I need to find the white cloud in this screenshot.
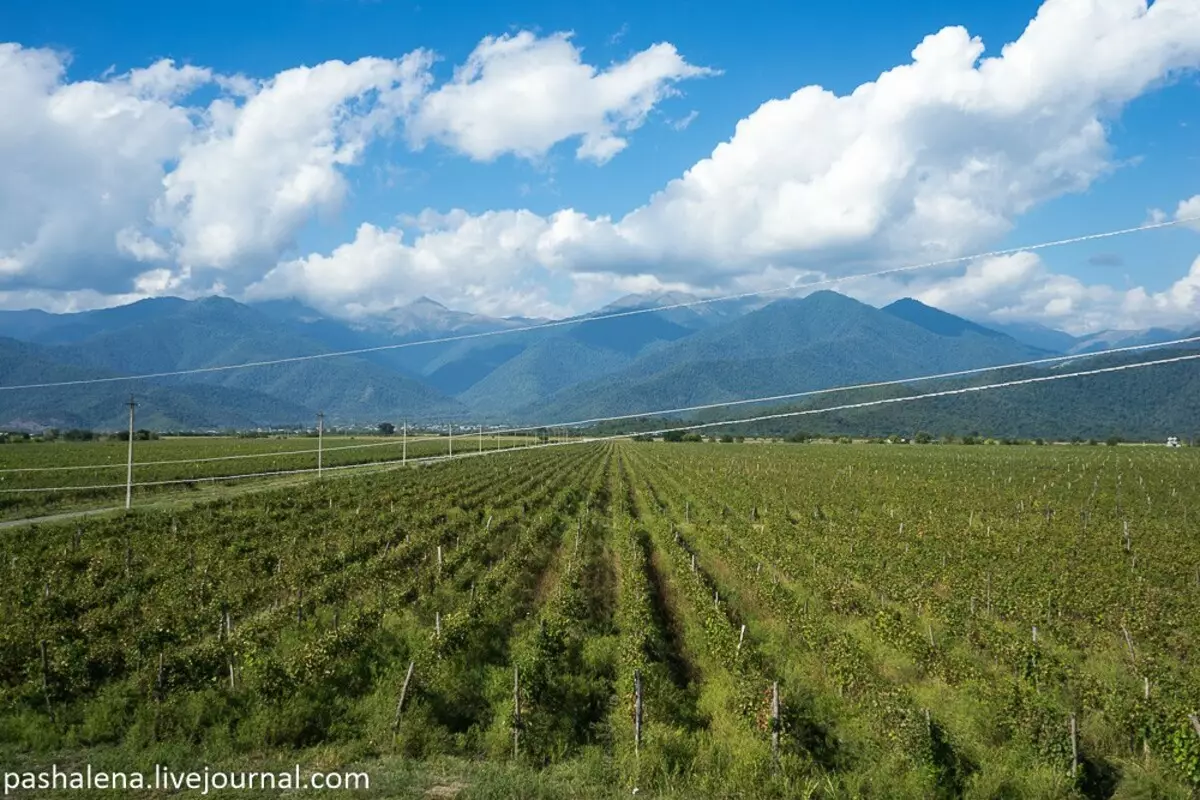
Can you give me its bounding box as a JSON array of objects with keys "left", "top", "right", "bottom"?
[
  {"left": 837, "top": 250, "right": 1200, "bottom": 335},
  {"left": 4, "top": 0, "right": 1200, "bottom": 333},
  {"left": 0, "top": 31, "right": 699, "bottom": 302},
  {"left": 670, "top": 110, "right": 699, "bottom": 131},
  {"left": 115, "top": 227, "right": 168, "bottom": 262},
  {"left": 258, "top": 0, "right": 1200, "bottom": 322},
  {"left": 407, "top": 31, "right": 714, "bottom": 163},
  {"left": 154, "top": 52, "right": 434, "bottom": 279},
  {"left": 0, "top": 45, "right": 200, "bottom": 289},
  {"left": 1177, "top": 194, "right": 1200, "bottom": 230}
]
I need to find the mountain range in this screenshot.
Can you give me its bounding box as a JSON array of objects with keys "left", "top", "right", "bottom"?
[{"left": 0, "top": 291, "right": 1195, "bottom": 439}]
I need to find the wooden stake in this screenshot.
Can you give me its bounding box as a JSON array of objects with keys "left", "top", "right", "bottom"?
[
  {"left": 392, "top": 661, "right": 415, "bottom": 732},
  {"left": 39, "top": 640, "right": 52, "bottom": 719},
  {"left": 513, "top": 665, "right": 521, "bottom": 760},
  {"left": 1070, "top": 714, "right": 1078, "bottom": 778},
  {"left": 737, "top": 624, "right": 746, "bottom": 655},
  {"left": 771, "top": 681, "right": 780, "bottom": 762},
  {"left": 634, "top": 669, "right": 643, "bottom": 755}
]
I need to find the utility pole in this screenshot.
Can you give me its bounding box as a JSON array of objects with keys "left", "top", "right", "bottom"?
[
  {"left": 125, "top": 395, "right": 137, "bottom": 510},
  {"left": 402, "top": 420, "right": 407, "bottom": 465},
  {"left": 448, "top": 423, "right": 453, "bottom": 458},
  {"left": 479, "top": 424, "right": 483, "bottom": 453},
  {"left": 317, "top": 411, "right": 325, "bottom": 477}
]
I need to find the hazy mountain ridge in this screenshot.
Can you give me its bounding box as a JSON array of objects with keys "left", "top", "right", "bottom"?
[{"left": 0, "top": 292, "right": 1193, "bottom": 436}]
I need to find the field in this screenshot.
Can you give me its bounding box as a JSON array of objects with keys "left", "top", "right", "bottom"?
[
  {"left": 2, "top": 441, "right": 1199, "bottom": 798},
  {"left": 0, "top": 434, "right": 538, "bottom": 520}
]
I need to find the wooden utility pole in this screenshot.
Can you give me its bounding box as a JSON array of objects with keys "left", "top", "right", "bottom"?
[
  {"left": 448, "top": 423, "right": 453, "bottom": 458},
  {"left": 479, "top": 424, "right": 483, "bottom": 453},
  {"left": 402, "top": 420, "right": 407, "bottom": 464},
  {"left": 317, "top": 411, "right": 325, "bottom": 477},
  {"left": 125, "top": 395, "right": 137, "bottom": 510}
]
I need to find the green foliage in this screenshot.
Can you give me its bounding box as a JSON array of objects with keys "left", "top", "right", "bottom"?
[{"left": 1, "top": 442, "right": 1198, "bottom": 797}]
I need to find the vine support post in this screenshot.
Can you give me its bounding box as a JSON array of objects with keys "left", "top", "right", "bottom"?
[
  {"left": 634, "top": 669, "right": 643, "bottom": 756},
  {"left": 39, "top": 640, "right": 52, "bottom": 720},
  {"left": 513, "top": 665, "right": 521, "bottom": 760},
  {"left": 771, "top": 681, "right": 780, "bottom": 764},
  {"left": 1069, "top": 714, "right": 1078, "bottom": 779},
  {"left": 392, "top": 661, "right": 415, "bottom": 733}
]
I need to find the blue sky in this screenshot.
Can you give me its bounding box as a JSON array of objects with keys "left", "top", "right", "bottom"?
[{"left": 1, "top": 0, "right": 1198, "bottom": 332}]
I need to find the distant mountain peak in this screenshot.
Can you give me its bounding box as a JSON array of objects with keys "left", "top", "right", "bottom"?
[
  {"left": 406, "top": 296, "right": 448, "bottom": 310},
  {"left": 883, "top": 297, "right": 1007, "bottom": 340},
  {"left": 603, "top": 290, "right": 701, "bottom": 312}
]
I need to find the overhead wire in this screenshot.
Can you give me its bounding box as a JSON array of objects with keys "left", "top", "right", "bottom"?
[
  {"left": 3, "top": 332, "right": 1198, "bottom": 475},
  {"left": 3, "top": 349, "right": 1195, "bottom": 494},
  {"left": 1, "top": 214, "right": 1196, "bottom": 393}
]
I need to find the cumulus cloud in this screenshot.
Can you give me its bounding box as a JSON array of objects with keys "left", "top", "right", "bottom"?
[
  {"left": 258, "top": 0, "right": 1200, "bottom": 321},
  {"left": 897, "top": 251, "right": 1200, "bottom": 334},
  {"left": 5, "top": 0, "right": 1200, "bottom": 332},
  {"left": 407, "top": 31, "right": 714, "bottom": 163},
  {"left": 155, "top": 52, "right": 434, "bottom": 280},
  {"left": 1177, "top": 194, "right": 1200, "bottom": 229},
  {"left": 0, "top": 31, "right": 700, "bottom": 302},
  {"left": 0, "top": 45, "right": 200, "bottom": 290}
]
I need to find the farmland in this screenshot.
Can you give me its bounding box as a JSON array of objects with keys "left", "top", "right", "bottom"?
[
  {"left": 2, "top": 441, "right": 1199, "bottom": 798},
  {"left": 0, "top": 433, "right": 537, "bottom": 520}
]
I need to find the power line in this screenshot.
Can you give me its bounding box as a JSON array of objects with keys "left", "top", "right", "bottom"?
[
  {"left": 4, "top": 332, "right": 1199, "bottom": 475},
  {"left": 3, "top": 350, "right": 1194, "bottom": 495},
  {"left": 1, "top": 215, "right": 1195, "bottom": 393},
  {"left": 616, "top": 352, "right": 1200, "bottom": 440}
]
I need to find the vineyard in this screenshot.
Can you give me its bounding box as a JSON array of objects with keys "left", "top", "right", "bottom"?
[
  {"left": 2, "top": 441, "right": 1199, "bottom": 798},
  {"left": 0, "top": 434, "right": 536, "bottom": 520}
]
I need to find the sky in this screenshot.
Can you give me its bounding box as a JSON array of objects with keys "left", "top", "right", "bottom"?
[{"left": 1, "top": 0, "right": 1199, "bottom": 335}]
